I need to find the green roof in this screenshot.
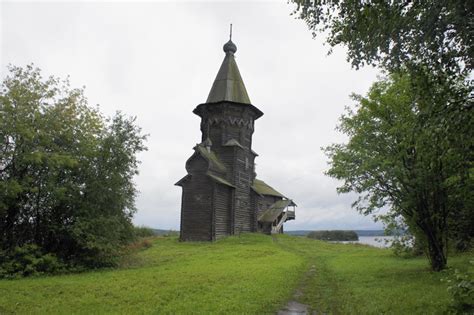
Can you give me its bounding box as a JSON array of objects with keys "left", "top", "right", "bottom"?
[
  {"left": 195, "top": 145, "right": 226, "bottom": 172},
  {"left": 252, "top": 179, "right": 285, "bottom": 198},
  {"left": 223, "top": 139, "right": 244, "bottom": 149},
  {"left": 206, "top": 172, "right": 235, "bottom": 188},
  {"left": 206, "top": 47, "right": 251, "bottom": 104},
  {"left": 258, "top": 200, "right": 292, "bottom": 223}
]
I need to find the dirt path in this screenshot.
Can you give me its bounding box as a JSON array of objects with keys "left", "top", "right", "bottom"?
[
  {"left": 277, "top": 301, "right": 309, "bottom": 315},
  {"left": 276, "top": 263, "right": 316, "bottom": 315}
]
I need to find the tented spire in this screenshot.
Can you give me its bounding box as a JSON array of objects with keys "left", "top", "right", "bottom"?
[{"left": 206, "top": 36, "right": 251, "bottom": 105}]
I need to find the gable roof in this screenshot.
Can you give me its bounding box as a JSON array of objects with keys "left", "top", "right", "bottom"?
[
  {"left": 258, "top": 199, "right": 292, "bottom": 223},
  {"left": 206, "top": 172, "right": 235, "bottom": 188},
  {"left": 252, "top": 179, "right": 285, "bottom": 198},
  {"left": 194, "top": 144, "right": 226, "bottom": 172},
  {"left": 175, "top": 173, "right": 235, "bottom": 188},
  {"left": 175, "top": 174, "right": 191, "bottom": 187}
]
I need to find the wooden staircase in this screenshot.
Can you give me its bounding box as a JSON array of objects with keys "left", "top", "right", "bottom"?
[{"left": 271, "top": 211, "right": 288, "bottom": 234}]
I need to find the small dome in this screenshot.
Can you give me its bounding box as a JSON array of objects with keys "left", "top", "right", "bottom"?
[{"left": 223, "top": 40, "right": 237, "bottom": 54}]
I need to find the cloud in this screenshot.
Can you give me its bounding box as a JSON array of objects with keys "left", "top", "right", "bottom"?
[{"left": 1, "top": 1, "right": 382, "bottom": 230}]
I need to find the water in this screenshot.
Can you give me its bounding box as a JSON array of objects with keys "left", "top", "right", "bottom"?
[{"left": 338, "top": 236, "right": 394, "bottom": 248}]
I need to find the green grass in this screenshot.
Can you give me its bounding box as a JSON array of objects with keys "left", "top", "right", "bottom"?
[
  {"left": 0, "top": 234, "right": 472, "bottom": 314},
  {"left": 0, "top": 234, "right": 304, "bottom": 314},
  {"left": 276, "top": 236, "right": 473, "bottom": 314}
]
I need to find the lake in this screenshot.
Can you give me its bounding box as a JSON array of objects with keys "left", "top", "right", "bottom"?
[{"left": 338, "top": 236, "right": 394, "bottom": 248}]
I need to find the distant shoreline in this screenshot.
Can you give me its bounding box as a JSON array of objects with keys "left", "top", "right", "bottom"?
[
  {"left": 285, "top": 230, "right": 388, "bottom": 237},
  {"left": 148, "top": 229, "right": 391, "bottom": 237}
]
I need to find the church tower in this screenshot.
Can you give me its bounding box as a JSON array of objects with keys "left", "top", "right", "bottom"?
[{"left": 176, "top": 33, "right": 296, "bottom": 241}]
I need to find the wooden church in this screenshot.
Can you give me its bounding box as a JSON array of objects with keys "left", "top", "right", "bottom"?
[{"left": 176, "top": 35, "right": 296, "bottom": 241}]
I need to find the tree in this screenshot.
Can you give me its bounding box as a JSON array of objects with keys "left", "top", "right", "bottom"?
[
  {"left": 0, "top": 65, "right": 147, "bottom": 270},
  {"left": 291, "top": 0, "right": 473, "bottom": 270},
  {"left": 291, "top": 0, "right": 473, "bottom": 74},
  {"left": 324, "top": 72, "right": 472, "bottom": 271}
]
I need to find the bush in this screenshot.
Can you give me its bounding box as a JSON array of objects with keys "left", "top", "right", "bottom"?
[
  {"left": 391, "top": 234, "right": 424, "bottom": 258},
  {"left": 126, "top": 239, "right": 153, "bottom": 252},
  {"left": 444, "top": 261, "right": 474, "bottom": 313},
  {"left": 307, "top": 230, "right": 359, "bottom": 241},
  {"left": 0, "top": 245, "right": 66, "bottom": 279},
  {"left": 0, "top": 65, "right": 147, "bottom": 273},
  {"left": 133, "top": 226, "right": 156, "bottom": 238}
]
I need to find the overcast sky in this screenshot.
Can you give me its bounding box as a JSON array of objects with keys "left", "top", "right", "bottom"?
[{"left": 1, "top": 1, "right": 384, "bottom": 231}]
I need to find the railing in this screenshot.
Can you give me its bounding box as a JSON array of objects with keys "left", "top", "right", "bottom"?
[
  {"left": 286, "top": 210, "right": 296, "bottom": 220},
  {"left": 271, "top": 212, "right": 288, "bottom": 234}
]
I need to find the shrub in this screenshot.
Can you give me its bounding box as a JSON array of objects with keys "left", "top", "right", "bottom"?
[
  {"left": 391, "top": 234, "right": 424, "bottom": 258},
  {"left": 133, "top": 226, "right": 156, "bottom": 238},
  {"left": 127, "top": 239, "right": 153, "bottom": 251},
  {"left": 0, "top": 245, "right": 65, "bottom": 279},
  {"left": 444, "top": 261, "right": 474, "bottom": 313}
]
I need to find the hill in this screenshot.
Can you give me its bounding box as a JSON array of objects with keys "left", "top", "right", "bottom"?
[{"left": 0, "top": 234, "right": 471, "bottom": 313}]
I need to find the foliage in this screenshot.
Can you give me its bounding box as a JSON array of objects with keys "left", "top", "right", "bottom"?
[
  {"left": 324, "top": 72, "right": 473, "bottom": 271},
  {"left": 0, "top": 244, "right": 65, "bottom": 279},
  {"left": 390, "top": 234, "right": 424, "bottom": 258},
  {"left": 0, "top": 64, "right": 147, "bottom": 271},
  {"left": 0, "top": 234, "right": 472, "bottom": 313},
  {"left": 134, "top": 238, "right": 153, "bottom": 250},
  {"left": 291, "top": 0, "right": 473, "bottom": 272},
  {"left": 384, "top": 218, "right": 424, "bottom": 258},
  {"left": 307, "top": 230, "right": 358, "bottom": 241},
  {"left": 444, "top": 262, "right": 474, "bottom": 313},
  {"left": 133, "top": 226, "right": 157, "bottom": 238},
  {"left": 291, "top": 0, "right": 473, "bottom": 75}
]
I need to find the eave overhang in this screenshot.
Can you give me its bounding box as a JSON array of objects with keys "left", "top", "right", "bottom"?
[
  {"left": 193, "top": 101, "right": 263, "bottom": 120},
  {"left": 258, "top": 199, "right": 293, "bottom": 223}
]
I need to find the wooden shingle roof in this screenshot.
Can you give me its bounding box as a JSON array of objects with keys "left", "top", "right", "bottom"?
[
  {"left": 206, "top": 40, "right": 251, "bottom": 105},
  {"left": 206, "top": 172, "right": 235, "bottom": 188},
  {"left": 194, "top": 144, "right": 226, "bottom": 172},
  {"left": 258, "top": 200, "right": 292, "bottom": 223},
  {"left": 252, "top": 179, "right": 285, "bottom": 198}
]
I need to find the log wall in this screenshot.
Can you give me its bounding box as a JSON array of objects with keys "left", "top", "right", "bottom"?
[
  {"left": 180, "top": 165, "right": 213, "bottom": 241},
  {"left": 214, "top": 183, "right": 232, "bottom": 239}
]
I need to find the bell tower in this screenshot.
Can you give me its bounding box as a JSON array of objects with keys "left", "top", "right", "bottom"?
[
  {"left": 176, "top": 30, "right": 295, "bottom": 241},
  {"left": 193, "top": 34, "right": 263, "bottom": 234}
]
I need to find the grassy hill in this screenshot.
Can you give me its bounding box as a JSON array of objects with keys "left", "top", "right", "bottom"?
[{"left": 0, "top": 234, "right": 472, "bottom": 314}]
